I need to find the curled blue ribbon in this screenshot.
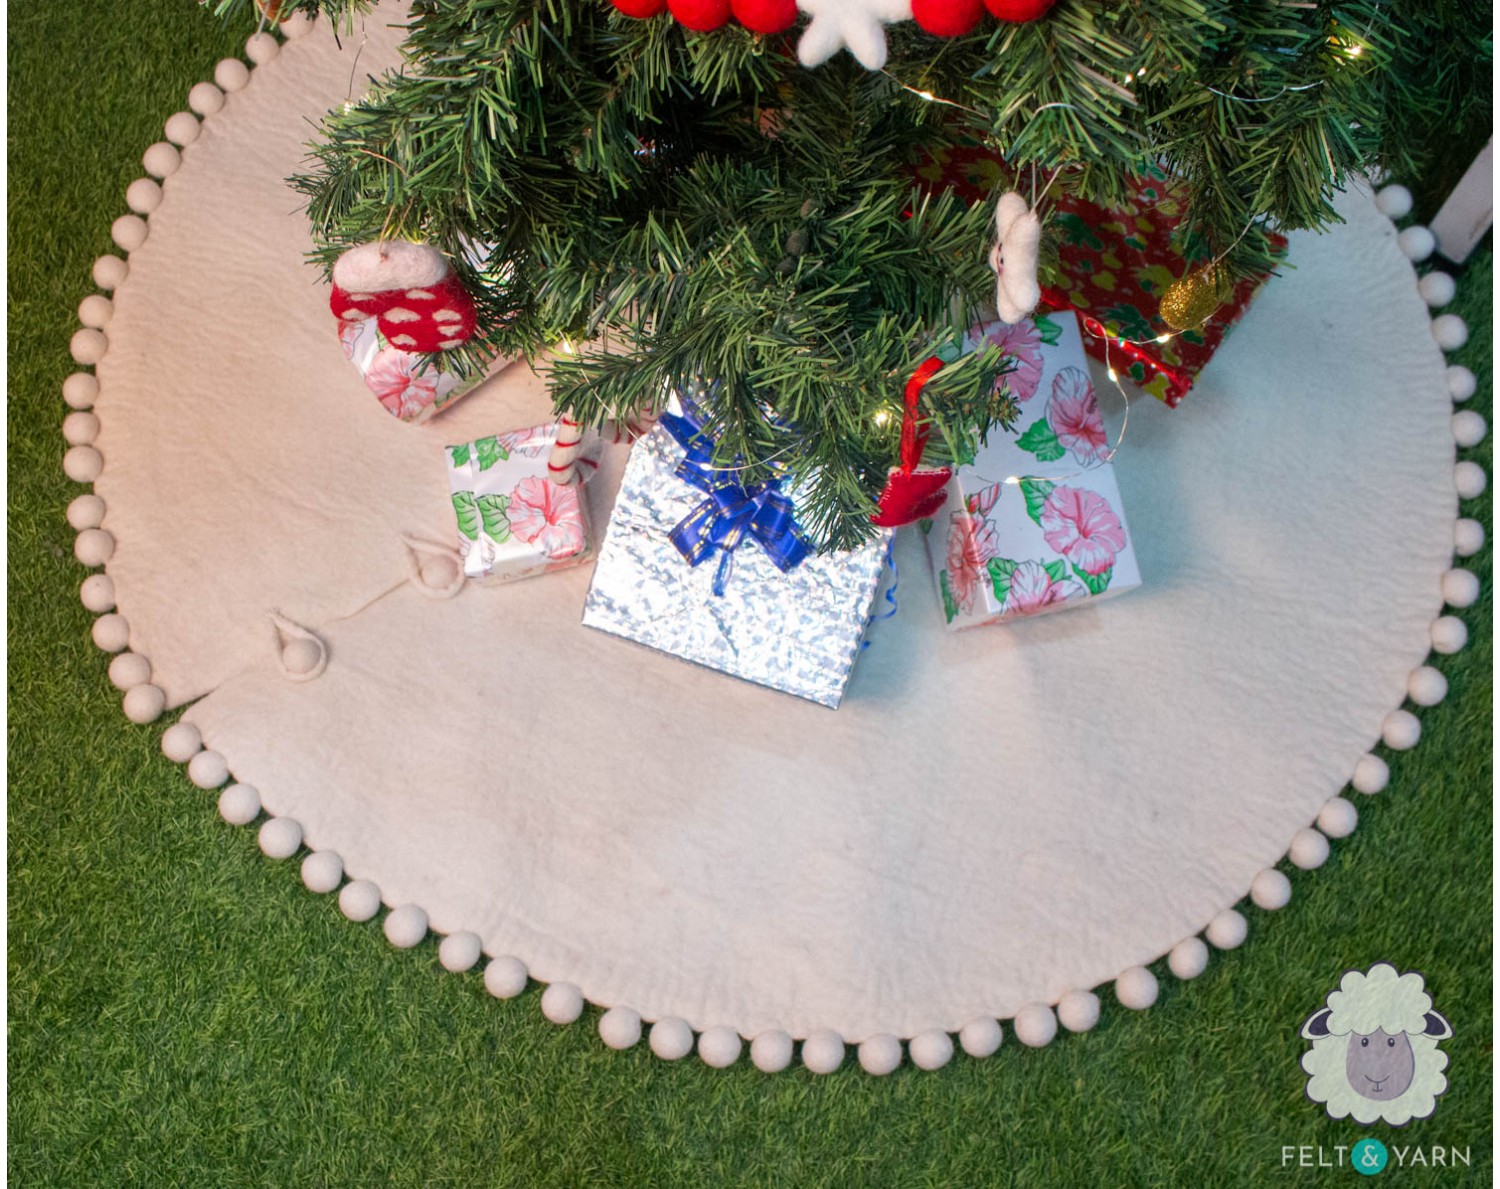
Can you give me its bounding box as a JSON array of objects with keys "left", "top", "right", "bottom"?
[{"left": 659, "top": 397, "right": 810, "bottom": 597}]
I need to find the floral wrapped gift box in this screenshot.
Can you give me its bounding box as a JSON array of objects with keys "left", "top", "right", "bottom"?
[
  {"left": 445, "top": 424, "right": 593, "bottom": 584},
  {"left": 341, "top": 316, "right": 485, "bottom": 423},
  {"left": 928, "top": 311, "right": 1141, "bottom": 629}
]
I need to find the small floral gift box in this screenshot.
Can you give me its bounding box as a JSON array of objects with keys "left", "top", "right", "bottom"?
[
  {"left": 341, "top": 316, "right": 484, "bottom": 423},
  {"left": 445, "top": 424, "right": 593, "bottom": 584},
  {"left": 926, "top": 311, "right": 1141, "bottom": 629}
]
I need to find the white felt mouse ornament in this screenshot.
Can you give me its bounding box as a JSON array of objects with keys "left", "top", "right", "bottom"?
[{"left": 988, "top": 190, "right": 1041, "bottom": 324}]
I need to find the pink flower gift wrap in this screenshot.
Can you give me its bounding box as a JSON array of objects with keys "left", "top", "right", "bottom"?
[
  {"left": 340, "top": 316, "right": 483, "bottom": 424},
  {"left": 925, "top": 311, "right": 1141, "bottom": 629},
  {"left": 445, "top": 424, "right": 593, "bottom": 585}
]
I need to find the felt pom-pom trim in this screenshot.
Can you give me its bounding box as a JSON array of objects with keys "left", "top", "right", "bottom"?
[{"left": 76, "top": 32, "right": 1486, "bottom": 1071}]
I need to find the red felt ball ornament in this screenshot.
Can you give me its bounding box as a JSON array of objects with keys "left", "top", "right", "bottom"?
[
  {"left": 983, "top": 0, "right": 1057, "bottom": 21},
  {"left": 668, "top": 0, "right": 733, "bottom": 31},
  {"left": 912, "top": 0, "right": 986, "bottom": 37},
  {"left": 612, "top": 0, "right": 669, "bottom": 17},
  {"left": 731, "top": 0, "right": 798, "bottom": 34}
]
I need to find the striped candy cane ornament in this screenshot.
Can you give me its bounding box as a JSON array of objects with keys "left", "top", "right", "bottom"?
[{"left": 546, "top": 416, "right": 598, "bottom": 486}]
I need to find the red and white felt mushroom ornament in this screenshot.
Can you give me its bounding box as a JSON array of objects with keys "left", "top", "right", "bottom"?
[{"left": 330, "top": 241, "right": 477, "bottom": 352}]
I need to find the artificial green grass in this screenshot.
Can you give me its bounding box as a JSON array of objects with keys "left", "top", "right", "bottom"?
[{"left": 8, "top": 4, "right": 1492, "bottom": 1185}]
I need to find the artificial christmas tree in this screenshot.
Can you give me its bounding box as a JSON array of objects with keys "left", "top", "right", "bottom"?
[{"left": 216, "top": 0, "right": 1488, "bottom": 549}]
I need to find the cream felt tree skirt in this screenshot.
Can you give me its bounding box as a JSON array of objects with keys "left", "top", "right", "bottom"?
[{"left": 77, "top": 8, "right": 1480, "bottom": 1066}]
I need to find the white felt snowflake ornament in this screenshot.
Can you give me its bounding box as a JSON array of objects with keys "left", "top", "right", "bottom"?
[
  {"left": 988, "top": 190, "right": 1041, "bottom": 324},
  {"left": 795, "top": 0, "right": 913, "bottom": 70}
]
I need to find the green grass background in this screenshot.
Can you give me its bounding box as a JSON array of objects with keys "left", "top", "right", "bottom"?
[{"left": 8, "top": 4, "right": 1492, "bottom": 1185}]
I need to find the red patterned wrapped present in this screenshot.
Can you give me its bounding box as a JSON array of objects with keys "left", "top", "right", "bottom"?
[{"left": 916, "top": 148, "right": 1286, "bottom": 407}]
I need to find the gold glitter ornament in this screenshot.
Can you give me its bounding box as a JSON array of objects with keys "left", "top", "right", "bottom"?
[{"left": 1158, "top": 264, "right": 1232, "bottom": 331}]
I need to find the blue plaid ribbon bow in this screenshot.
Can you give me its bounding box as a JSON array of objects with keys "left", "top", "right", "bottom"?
[{"left": 658, "top": 396, "right": 811, "bottom": 597}]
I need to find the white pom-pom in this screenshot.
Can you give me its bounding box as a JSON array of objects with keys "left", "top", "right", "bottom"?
[
  {"left": 1251, "top": 869, "right": 1292, "bottom": 911},
  {"left": 1206, "top": 908, "right": 1249, "bottom": 948},
  {"left": 1418, "top": 271, "right": 1456, "bottom": 307},
  {"left": 1352, "top": 754, "right": 1389, "bottom": 794},
  {"left": 909, "top": 1029, "right": 954, "bottom": 1070},
  {"left": 437, "top": 931, "right": 482, "bottom": 972},
  {"left": 258, "top": 815, "right": 303, "bottom": 859},
  {"left": 1454, "top": 462, "right": 1487, "bottom": 500},
  {"left": 1446, "top": 364, "right": 1477, "bottom": 402},
  {"left": 649, "top": 1018, "right": 694, "bottom": 1061},
  {"left": 91, "top": 255, "right": 128, "bottom": 291},
  {"left": 540, "top": 981, "right": 584, "bottom": 1024},
  {"left": 187, "top": 81, "right": 224, "bottom": 116},
  {"left": 599, "top": 1006, "right": 642, "bottom": 1050},
  {"left": 217, "top": 781, "right": 261, "bottom": 825},
  {"left": 74, "top": 528, "right": 114, "bottom": 567},
  {"left": 122, "top": 683, "right": 166, "bottom": 724},
  {"left": 245, "top": 32, "right": 281, "bottom": 64},
  {"left": 164, "top": 111, "right": 201, "bottom": 146},
  {"left": 750, "top": 1029, "right": 795, "bottom": 1072},
  {"left": 77, "top": 294, "right": 114, "bottom": 328},
  {"left": 1397, "top": 225, "right": 1435, "bottom": 261},
  {"left": 63, "top": 415, "right": 101, "bottom": 452},
  {"left": 1115, "top": 967, "right": 1159, "bottom": 1010},
  {"left": 483, "top": 956, "right": 528, "bottom": 999},
  {"left": 301, "top": 850, "right": 344, "bottom": 894},
  {"left": 70, "top": 328, "right": 108, "bottom": 365},
  {"left": 80, "top": 573, "right": 114, "bottom": 613},
  {"left": 1430, "top": 615, "right": 1469, "bottom": 655},
  {"left": 338, "top": 879, "right": 382, "bottom": 922},
  {"left": 857, "top": 1034, "right": 902, "bottom": 1075},
  {"left": 63, "top": 372, "right": 100, "bottom": 409},
  {"left": 1168, "top": 937, "right": 1209, "bottom": 981},
  {"left": 1013, "top": 1003, "right": 1058, "bottom": 1047},
  {"left": 1374, "top": 184, "right": 1413, "bottom": 219},
  {"left": 124, "top": 178, "right": 162, "bottom": 216},
  {"left": 280, "top": 637, "right": 323, "bottom": 677},
  {"left": 1317, "top": 797, "right": 1359, "bottom": 839},
  {"left": 959, "top": 1017, "right": 1003, "bottom": 1058},
  {"left": 1452, "top": 411, "right": 1488, "bottom": 448},
  {"left": 111, "top": 215, "right": 148, "bottom": 254},
  {"left": 1442, "top": 567, "right": 1481, "bottom": 607},
  {"left": 800, "top": 1030, "right": 845, "bottom": 1074},
  {"left": 1431, "top": 313, "right": 1469, "bottom": 351},
  {"left": 281, "top": 11, "right": 316, "bottom": 37},
  {"left": 142, "top": 142, "right": 181, "bottom": 179},
  {"left": 67, "top": 493, "right": 106, "bottom": 531},
  {"left": 384, "top": 904, "right": 429, "bottom": 950},
  {"left": 1454, "top": 518, "right": 1485, "bottom": 558},
  {"left": 1288, "top": 827, "right": 1331, "bottom": 870},
  {"left": 108, "top": 650, "right": 150, "bottom": 689},
  {"left": 1057, "top": 991, "right": 1101, "bottom": 1033},
  {"left": 162, "top": 721, "right": 201, "bottom": 761},
  {"left": 699, "top": 1026, "right": 743, "bottom": 1069},
  {"left": 91, "top": 612, "right": 130, "bottom": 653},
  {"left": 420, "top": 554, "right": 460, "bottom": 592},
  {"left": 215, "top": 58, "right": 251, "bottom": 91},
  {"left": 187, "top": 748, "right": 230, "bottom": 788},
  {"left": 1381, "top": 708, "right": 1421, "bottom": 750},
  {"left": 1407, "top": 665, "right": 1448, "bottom": 707}
]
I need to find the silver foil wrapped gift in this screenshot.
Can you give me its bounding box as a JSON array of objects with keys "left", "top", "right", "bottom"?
[{"left": 582, "top": 408, "right": 892, "bottom": 709}]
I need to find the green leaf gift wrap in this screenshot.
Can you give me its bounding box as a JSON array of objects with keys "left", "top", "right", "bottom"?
[
  {"left": 444, "top": 425, "right": 593, "bottom": 585},
  {"left": 925, "top": 313, "right": 1142, "bottom": 629}
]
